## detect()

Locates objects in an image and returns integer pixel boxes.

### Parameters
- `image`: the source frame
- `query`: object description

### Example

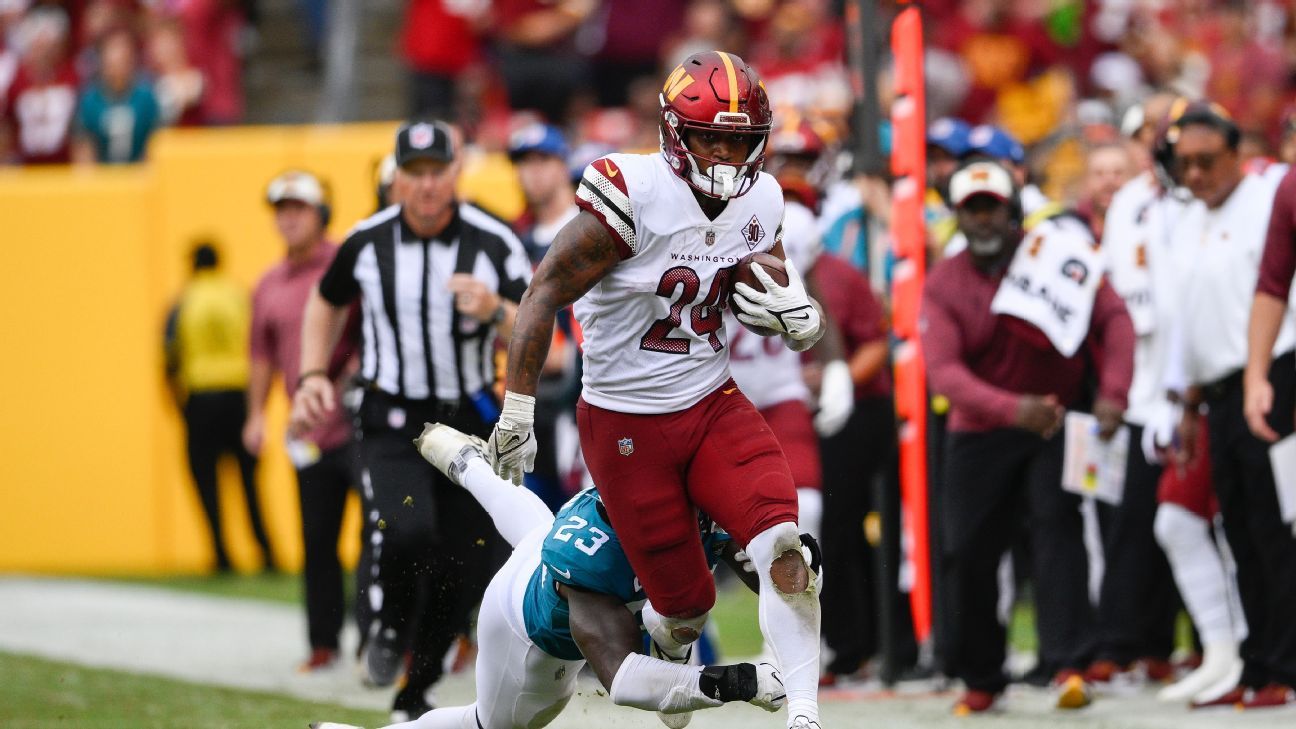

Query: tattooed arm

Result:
[489,211,620,484]
[506,211,621,395]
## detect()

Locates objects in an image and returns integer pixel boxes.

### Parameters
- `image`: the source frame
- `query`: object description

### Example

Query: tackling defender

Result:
[488,51,828,729]
[311,422,803,729]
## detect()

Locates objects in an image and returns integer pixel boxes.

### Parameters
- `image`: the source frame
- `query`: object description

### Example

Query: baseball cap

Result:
[949,161,1015,208]
[395,120,456,167]
[927,117,971,156]
[508,123,569,161]
[967,125,1025,165]
[267,170,326,206]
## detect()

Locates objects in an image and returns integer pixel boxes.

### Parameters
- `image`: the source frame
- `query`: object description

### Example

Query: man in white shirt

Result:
[1169,103,1296,710]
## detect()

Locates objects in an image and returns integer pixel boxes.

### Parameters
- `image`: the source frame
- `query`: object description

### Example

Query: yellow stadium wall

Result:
[0,123,524,575]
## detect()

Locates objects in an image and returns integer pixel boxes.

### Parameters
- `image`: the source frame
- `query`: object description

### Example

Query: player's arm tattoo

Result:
[505,211,621,395]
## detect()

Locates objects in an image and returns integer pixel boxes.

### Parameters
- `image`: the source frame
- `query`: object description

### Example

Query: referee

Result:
[292,120,531,720]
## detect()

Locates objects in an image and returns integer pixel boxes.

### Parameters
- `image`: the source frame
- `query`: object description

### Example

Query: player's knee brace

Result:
[1154,503,1208,554]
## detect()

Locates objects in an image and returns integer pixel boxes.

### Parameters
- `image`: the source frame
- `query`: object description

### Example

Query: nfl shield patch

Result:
[704,228,716,246]
[409,123,434,149]
[617,437,634,456]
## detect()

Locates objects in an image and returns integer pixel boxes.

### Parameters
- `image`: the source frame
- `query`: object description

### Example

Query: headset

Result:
[1153,98,1240,194]
[266,170,332,228]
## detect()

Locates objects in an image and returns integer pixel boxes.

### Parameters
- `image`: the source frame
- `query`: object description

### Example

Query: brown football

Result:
[728,252,788,337]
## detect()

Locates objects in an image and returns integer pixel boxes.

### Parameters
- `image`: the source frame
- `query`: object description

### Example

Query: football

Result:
[728,252,788,337]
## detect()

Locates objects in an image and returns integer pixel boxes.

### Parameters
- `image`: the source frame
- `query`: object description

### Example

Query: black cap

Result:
[395,120,456,167]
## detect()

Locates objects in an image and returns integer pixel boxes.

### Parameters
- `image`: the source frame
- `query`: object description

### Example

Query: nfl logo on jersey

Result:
[618,437,634,456]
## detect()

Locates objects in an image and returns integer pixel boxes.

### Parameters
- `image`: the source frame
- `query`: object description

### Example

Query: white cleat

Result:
[788,716,822,729]
[1159,641,1243,703]
[750,662,787,712]
[415,422,488,486]
[308,723,364,729]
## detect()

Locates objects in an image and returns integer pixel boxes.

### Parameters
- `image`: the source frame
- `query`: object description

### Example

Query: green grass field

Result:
[0,651,386,729]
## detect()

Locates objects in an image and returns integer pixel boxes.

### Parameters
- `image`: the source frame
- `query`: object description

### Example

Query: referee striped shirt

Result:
[318,202,531,401]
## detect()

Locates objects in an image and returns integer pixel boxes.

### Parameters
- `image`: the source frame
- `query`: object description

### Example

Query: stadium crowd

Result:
[140,0,1296,724]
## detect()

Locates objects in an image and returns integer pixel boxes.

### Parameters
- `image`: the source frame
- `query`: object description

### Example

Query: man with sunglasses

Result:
[1169,103,1296,710]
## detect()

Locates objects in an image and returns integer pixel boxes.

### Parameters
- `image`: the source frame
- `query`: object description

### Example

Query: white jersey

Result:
[1171,173,1296,385]
[1100,173,1185,425]
[574,152,785,414]
[727,200,818,410]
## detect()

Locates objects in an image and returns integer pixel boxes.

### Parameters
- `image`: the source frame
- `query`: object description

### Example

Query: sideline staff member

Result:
[292,120,531,720]
[922,161,1134,714]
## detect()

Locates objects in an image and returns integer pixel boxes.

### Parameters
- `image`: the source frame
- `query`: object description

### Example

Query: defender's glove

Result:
[489,391,537,486]
[814,360,854,437]
[731,258,822,344]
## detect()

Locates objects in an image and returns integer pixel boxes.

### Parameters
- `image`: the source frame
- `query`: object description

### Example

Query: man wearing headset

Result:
[245,170,359,673]
[921,160,1134,714]
[1171,103,1296,710]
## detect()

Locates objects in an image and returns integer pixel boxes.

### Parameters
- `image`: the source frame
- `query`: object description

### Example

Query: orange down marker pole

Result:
[888,3,931,643]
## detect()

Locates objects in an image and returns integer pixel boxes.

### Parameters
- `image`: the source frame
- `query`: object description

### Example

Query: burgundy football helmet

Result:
[659,50,772,200]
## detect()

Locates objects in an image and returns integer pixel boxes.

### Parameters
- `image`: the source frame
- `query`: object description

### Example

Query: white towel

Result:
[991,217,1103,357]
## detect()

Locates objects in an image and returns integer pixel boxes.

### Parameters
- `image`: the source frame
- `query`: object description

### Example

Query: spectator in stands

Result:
[1171,103,1296,710]
[148,0,247,124]
[165,242,278,574]
[490,0,595,123]
[75,28,160,163]
[400,0,486,120]
[147,19,204,127]
[1,6,78,164]
[589,0,686,107]
[922,160,1133,714]
[247,170,357,673]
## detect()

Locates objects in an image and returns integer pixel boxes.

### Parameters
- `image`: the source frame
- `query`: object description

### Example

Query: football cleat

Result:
[415,422,488,487]
[750,662,787,712]
[361,624,404,688]
[788,716,822,729]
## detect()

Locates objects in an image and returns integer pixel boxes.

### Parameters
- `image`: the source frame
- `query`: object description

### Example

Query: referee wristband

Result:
[297,369,329,389]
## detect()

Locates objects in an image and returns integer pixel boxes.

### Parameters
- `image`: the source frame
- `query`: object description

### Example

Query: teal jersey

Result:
[521,488,731,660]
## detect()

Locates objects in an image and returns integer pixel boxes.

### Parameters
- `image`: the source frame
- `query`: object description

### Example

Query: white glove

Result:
[814,359,854,436]
[489,391,537,486]
[1140,397,1182,464]
[731,258,822,342]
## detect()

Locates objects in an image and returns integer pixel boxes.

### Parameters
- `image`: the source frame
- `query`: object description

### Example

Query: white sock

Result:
[1153,504,1244,645]
[381,704,475,729]
[796,488,822,542]
[459,458,555,547]
[610,653,721,713]
[747,522,820,725]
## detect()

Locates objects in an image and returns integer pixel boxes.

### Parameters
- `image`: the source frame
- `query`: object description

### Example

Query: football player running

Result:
[489,51,828,729]
[311,423,802,729]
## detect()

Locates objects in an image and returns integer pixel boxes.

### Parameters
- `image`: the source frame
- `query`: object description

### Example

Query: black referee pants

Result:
[356,391,505,695]
[941,427,1093,694]
[1093,426,1177,665]
[183,390,275,571]
[294,443,356,652]
[819,396,895,675]
[1203,351,1296,689]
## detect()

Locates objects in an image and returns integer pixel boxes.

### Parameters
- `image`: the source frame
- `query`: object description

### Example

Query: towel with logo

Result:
[991,217,1103,357]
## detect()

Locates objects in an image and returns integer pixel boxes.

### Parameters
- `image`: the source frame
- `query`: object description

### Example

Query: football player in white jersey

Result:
[488,51,828,729]
[311,423,795,729]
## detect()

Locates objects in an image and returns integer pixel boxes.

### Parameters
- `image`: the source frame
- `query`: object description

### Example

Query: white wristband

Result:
[500,390,536,427]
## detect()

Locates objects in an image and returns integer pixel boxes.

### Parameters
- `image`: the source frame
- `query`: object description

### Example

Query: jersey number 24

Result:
[640,266,733,355]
